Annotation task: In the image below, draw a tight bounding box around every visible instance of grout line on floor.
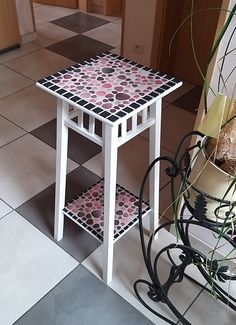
[176,286,206,324]
[0,112,30,134]
[0,133,29,150]
[0,45,43,64]
[0,62,36,82]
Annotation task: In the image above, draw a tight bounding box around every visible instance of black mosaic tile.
[56,89,67,95]
[100,111,110,118]
[50,85,59,91]
[64,92,74,99]
[123,107,133,113]
[116,111,126,118]
[108,115,119,122]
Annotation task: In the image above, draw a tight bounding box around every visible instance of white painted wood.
[149,99,162,237]
[103,123,118,283]
[142,106,148,123]
[131,114,137,131]
[77,110,83,128]
[54,99,69,241]
[121,120,127,139]
[65,119,102,146]
[117,117,155,147]
[101,123,105,178]
[89,116,95,135]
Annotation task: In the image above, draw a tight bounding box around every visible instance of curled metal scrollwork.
[134,131,236,324]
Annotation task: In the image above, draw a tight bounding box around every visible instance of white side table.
[37,52,182,283]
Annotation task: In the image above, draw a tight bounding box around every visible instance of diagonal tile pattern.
[47,34,113,62]
[0,85,57,132]
[0,3,233,325]
[4,48,75,81]
[83,22,122,47]
[52,12,109,33]
[0,134,78,208]
[34,22,79,47]
[0,66,33,99]
[16,167,101,261]
[0,115,26,147]
[31,118,102,164]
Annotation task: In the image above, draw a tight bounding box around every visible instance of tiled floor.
[0,3,235,325]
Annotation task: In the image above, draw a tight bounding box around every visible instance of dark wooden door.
[152,0,224,86]
[0,0,21,52]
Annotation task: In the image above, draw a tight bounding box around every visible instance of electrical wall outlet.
[133,44,144,54]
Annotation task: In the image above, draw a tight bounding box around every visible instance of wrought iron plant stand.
[134,131,236,324]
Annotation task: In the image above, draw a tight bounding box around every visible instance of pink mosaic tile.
[63,180,150,242]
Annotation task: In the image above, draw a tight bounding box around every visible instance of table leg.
[54,99,69,241]
[103,123,118,283]
[149,99,162,237]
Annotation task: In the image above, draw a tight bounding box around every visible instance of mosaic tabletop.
[37,52,181,123]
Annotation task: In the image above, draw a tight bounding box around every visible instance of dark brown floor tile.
[31,118,101,165]
[16,166,101,262]
[172,86,202,114]
[51,12,109,33]
[47,35,113,62]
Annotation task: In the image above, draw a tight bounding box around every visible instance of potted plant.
[170,0,236,303]
[175,1,236,224]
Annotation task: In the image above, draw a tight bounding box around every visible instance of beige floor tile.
[83,136,173,200]
[0,43,41,63]
[34,22,78,47]
[5,49,75,81]
[87,12,121,22]
[34,17,47,26]
[0,200,12,219]
[34,4,79,22]
[110,47,121,55]
[0,85,56,131]
[0,66,33,99]
[113,18,122,25]
[159,179,183,221]
[83,22,121,47]
[0,116,26,147]
[0,134,78,208]
[0,211,78,325]
[184,284,236,325]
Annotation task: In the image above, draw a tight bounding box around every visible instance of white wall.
[122,0,156,67]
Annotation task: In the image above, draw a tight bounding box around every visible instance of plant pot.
[187,138,236,223]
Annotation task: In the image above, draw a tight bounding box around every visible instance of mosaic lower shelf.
[63,180,150,243]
